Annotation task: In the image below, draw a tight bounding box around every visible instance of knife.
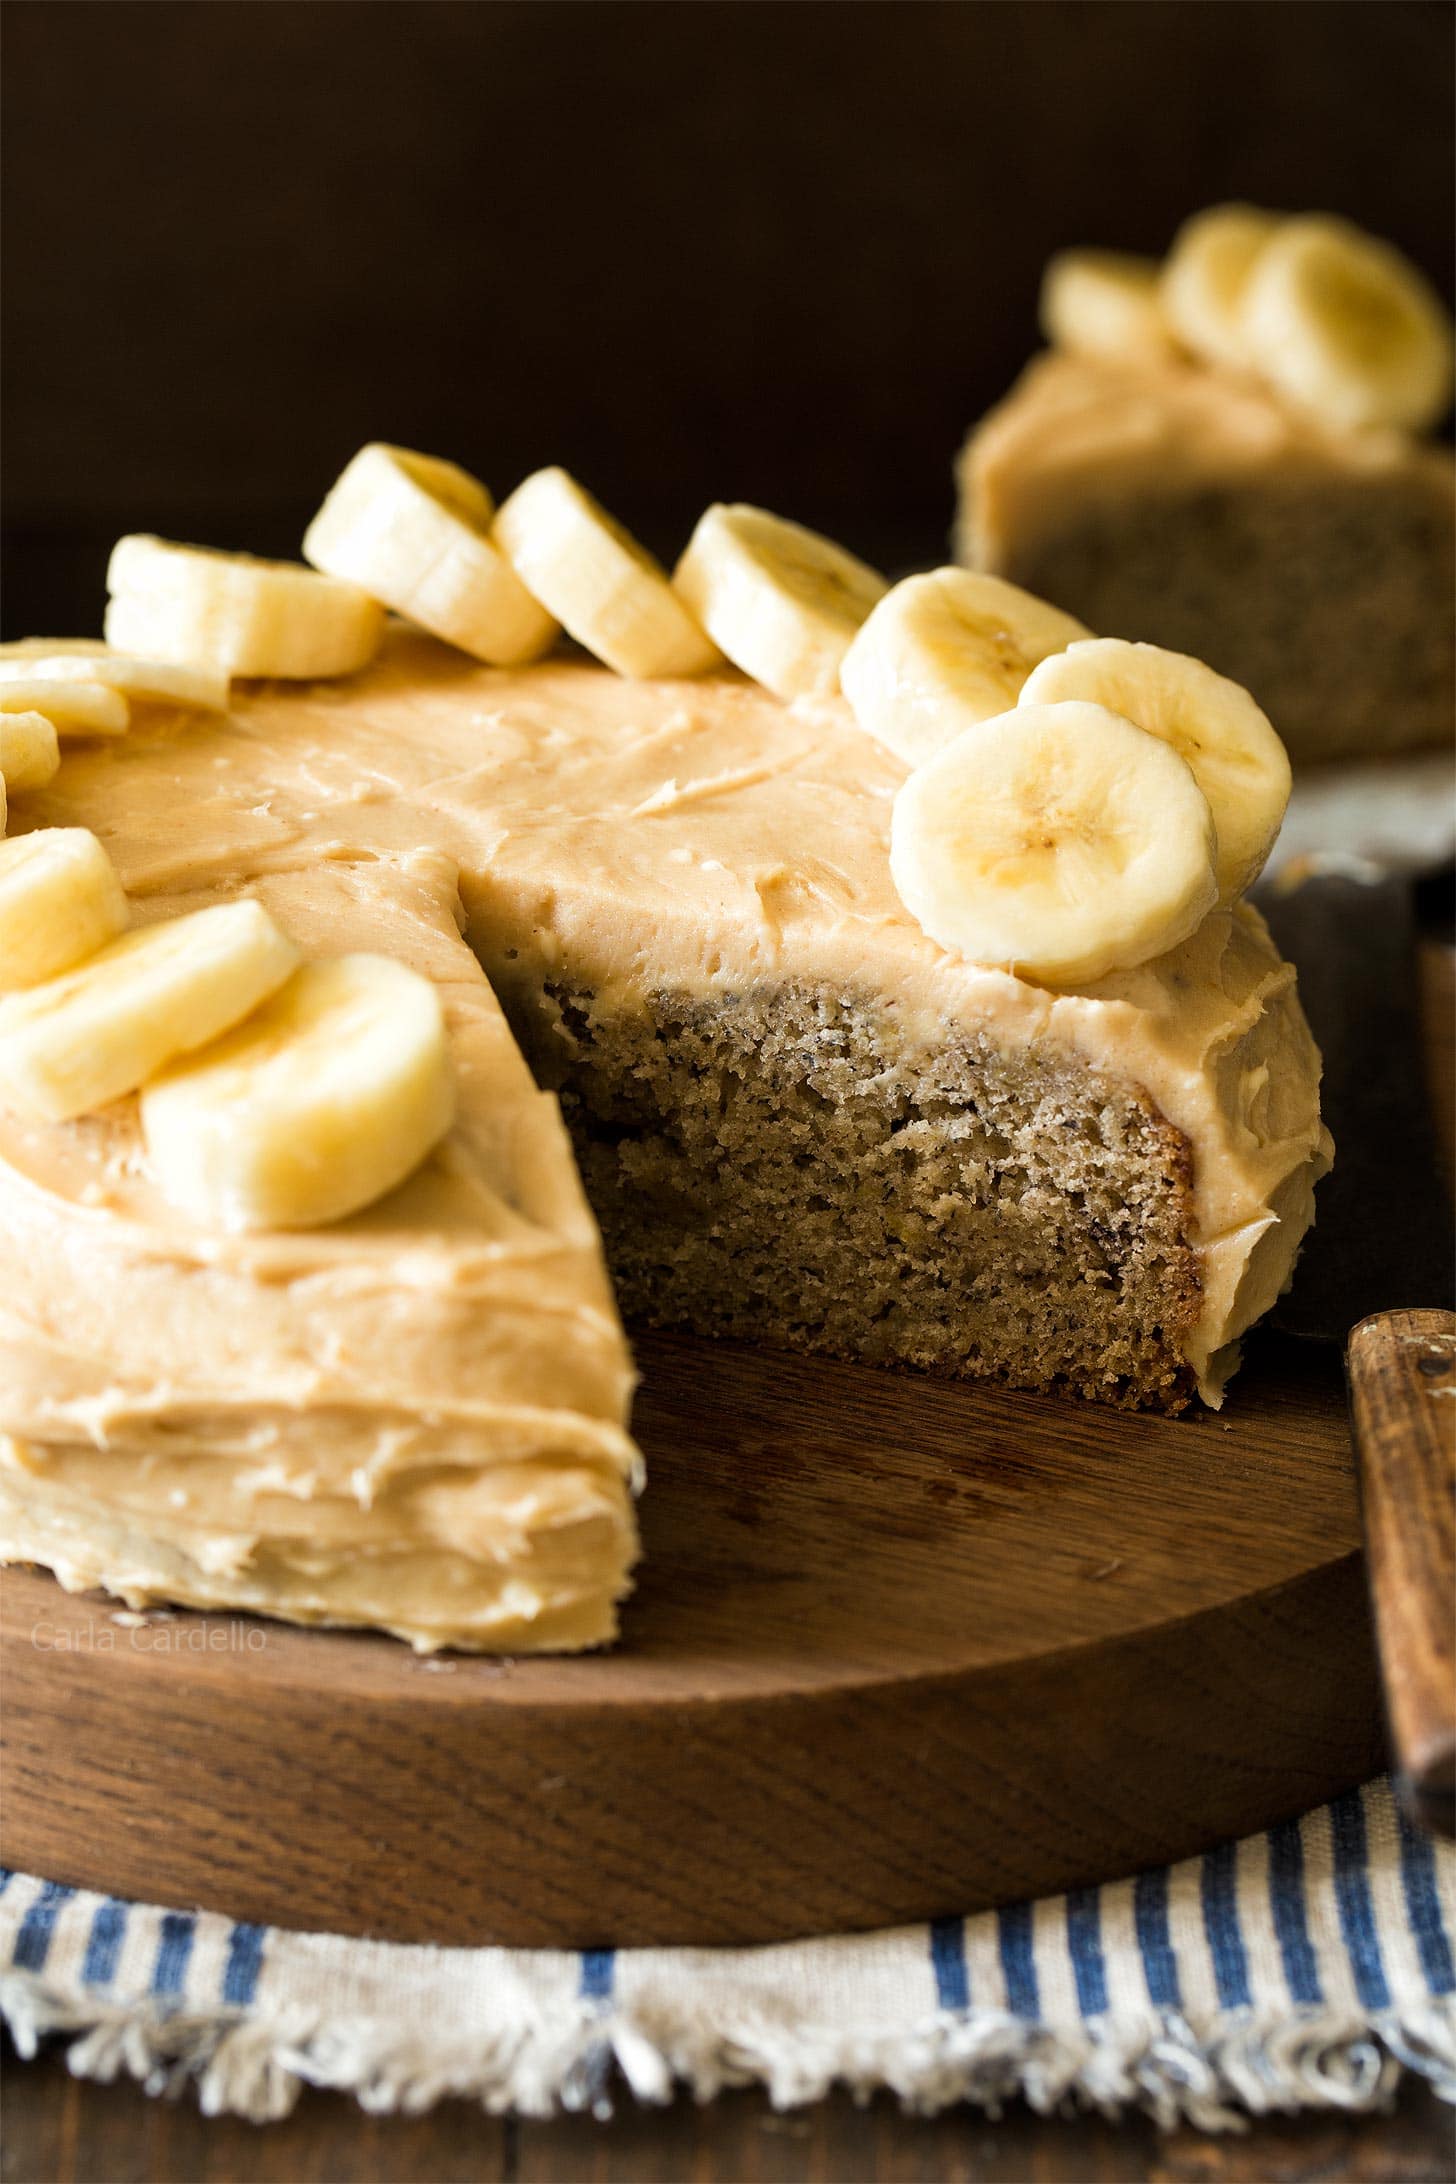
[1258,870,1455,1838]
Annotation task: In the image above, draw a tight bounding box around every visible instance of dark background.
[3,0,1452,637]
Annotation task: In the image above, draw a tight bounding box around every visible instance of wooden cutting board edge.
[0,1333,1386,1949]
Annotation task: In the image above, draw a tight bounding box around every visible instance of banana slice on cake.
[141,954,456,1230]
[0,711,61,793]
[0,676,128,736]
[105,537,385,680]
[0,829,130,993]
[672,503,887,701]
[890,701,1219,988]
[1161,204,1280,372]
[493,468,719,679]
[0,650,229,713]
[1019,638,1290,900]
[1240,216,1455,434]
[304,443,559,667]
[0,898,299,1122]
[1040,251,1175,363]
[840,569,1091,767]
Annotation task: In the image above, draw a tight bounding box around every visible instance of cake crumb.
[519,975,1202,1411]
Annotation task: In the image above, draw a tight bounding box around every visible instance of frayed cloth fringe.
[4,1972,1454,2131]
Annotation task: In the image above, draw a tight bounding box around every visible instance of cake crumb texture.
[510,978,1203,1413]
[984,479,1453,764]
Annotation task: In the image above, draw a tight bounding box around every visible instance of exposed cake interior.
[499,975,1201,1410]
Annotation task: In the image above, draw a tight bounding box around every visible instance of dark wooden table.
[4,942,1453,2183]
[3,2038,1452,2184]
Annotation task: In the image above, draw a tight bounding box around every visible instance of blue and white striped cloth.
[3,1778,1453,2128]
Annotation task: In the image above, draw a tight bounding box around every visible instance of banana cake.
[0,459,1331,1651]
[956,210,1455,765]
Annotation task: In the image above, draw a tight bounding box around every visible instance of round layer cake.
[0,631,1332,1648]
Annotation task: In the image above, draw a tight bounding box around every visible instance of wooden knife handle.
[1346,1309,1456,1837]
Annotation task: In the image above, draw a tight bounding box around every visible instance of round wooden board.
[0,1329,1383,1948]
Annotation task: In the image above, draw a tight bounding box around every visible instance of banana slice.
[0,829,130,993]
[0,650,229,713]
[1040,251,1175,363]
[0,677,128,736]
[304,443,558,667]
[105,537,385,680]
[493,469,719,678]
[890,701,1218,988]
[0,712,61,793]
[840,569,1091,767]
[672,503,887,701]
[1019,638,1290,901]
[141,954,456,1231]
[1161,204,1280,371]
[1241,216,1455,434]
[0,898,299,1122]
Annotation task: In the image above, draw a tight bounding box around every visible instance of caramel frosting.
[958,349,1456,570]
[0,630,1331,1640]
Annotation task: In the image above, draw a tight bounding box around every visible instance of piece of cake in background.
[955,209,1455,767]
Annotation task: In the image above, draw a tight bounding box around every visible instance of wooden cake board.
[0,1328,1381,1948]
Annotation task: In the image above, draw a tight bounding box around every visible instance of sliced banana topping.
[841,569,1091,767]
[1241,216,1455,435]
[673,503,887,701]
[304,443,558,667]
[1161,204,1280,372]
[0,829,130,994]
[890,701,1219,989]
[0,712,61,794]
[105,536,385,680]
[0,898,300,1123]
[0,650,229,713]
[141,954,456,1231]
[1040,251,1175,363]
[0,677,128,736]
[493,468,719,679]
[1019,639,1290,902]
[1040,204,1453,437]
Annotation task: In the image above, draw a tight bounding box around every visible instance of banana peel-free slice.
[841,568,1090,767]
[142,953,455,1230]
[106,536,384,680]
[0,897,299,1121]
[0,830,129,994]
[673,503,885,701]
[305,444,558,668]
[1019,638,1290,902]
[495,469,719,679]
[890,700,1219,988]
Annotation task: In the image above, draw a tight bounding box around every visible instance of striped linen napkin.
[3,1778,1452,2130]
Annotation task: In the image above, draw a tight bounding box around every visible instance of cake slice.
[958,350,1454,765]
[0,851,640,1651]
[956,210,1454,767]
